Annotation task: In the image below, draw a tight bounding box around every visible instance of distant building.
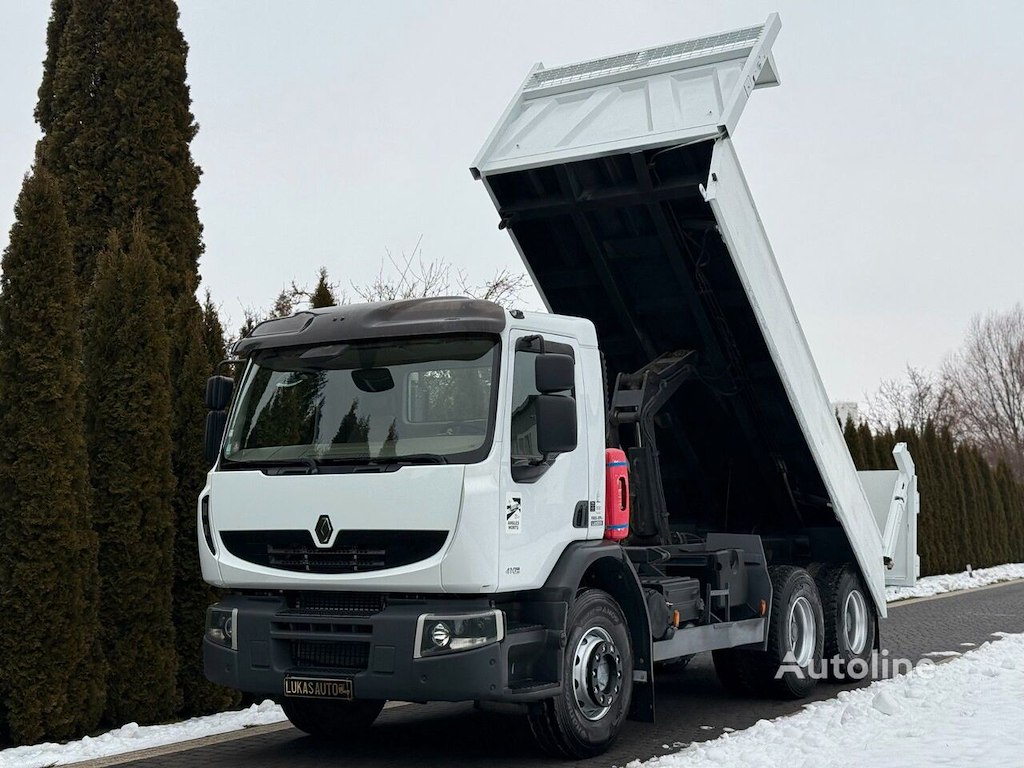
[832,401,860,424]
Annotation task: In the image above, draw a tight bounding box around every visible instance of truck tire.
[281,697,385,739]
[711,647,756,695]
[712,565,823,699]
[527,589,633,758]
[815,563,876,681]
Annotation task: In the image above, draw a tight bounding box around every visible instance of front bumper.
[204,593,559,703]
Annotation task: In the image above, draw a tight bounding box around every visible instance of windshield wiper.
[370,453,448,465]
[317,453,448,466]
[220,456,320,473]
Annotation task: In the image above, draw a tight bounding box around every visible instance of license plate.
[283,676,353,700]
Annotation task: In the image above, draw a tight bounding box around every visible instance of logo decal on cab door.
[505,494,522,534]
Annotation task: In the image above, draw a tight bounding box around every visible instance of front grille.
[273,620,373,635]
[220,530,448,574]
[292,640,370,671]
[285,592,385,616]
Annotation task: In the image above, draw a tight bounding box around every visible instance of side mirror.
[534,394,577,455]
[205,411,228,468]
[535,353,574,393]
[206,375,235,411]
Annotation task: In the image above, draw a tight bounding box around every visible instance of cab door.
[497,331,591,591]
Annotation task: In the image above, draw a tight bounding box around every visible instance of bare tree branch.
[943,305,1024,476]
[866,365,954,432]
[234,240,532,343]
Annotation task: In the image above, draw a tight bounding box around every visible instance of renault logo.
[315,514,333,545]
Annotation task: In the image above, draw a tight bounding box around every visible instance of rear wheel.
[815,564,876,681]
[713,565,823,699]
[281,697,385,739]
[527,589,633,758]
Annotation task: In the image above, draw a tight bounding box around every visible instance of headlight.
[206,606,237,650]
[414,609,505,658]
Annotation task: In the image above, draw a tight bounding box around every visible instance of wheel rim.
[571,626,623,721]
[843,588,868,655]
[787,595,816,667]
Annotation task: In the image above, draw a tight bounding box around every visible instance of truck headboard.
[471,14,780,180]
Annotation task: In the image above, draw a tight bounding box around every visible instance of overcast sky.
[2,1,1023,403]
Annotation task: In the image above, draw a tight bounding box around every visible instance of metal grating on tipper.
[524,24,764,92]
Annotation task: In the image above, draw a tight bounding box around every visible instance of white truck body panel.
[202,466,464,592]
[859,444,920,588]
[496,326,602,591]
[703,139,889,614]
[472,15,780,179]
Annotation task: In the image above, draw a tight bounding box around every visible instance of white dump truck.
[199,15,919,758]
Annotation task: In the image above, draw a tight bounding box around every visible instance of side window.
[510,350,542,463]
[510,337,576,480]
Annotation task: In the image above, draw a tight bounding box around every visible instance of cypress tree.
[39,0,202,297]
[84,220,179,725]
[939,428,964,573]
[974,448,997,566]
[955,446,980,570]
[202,289,226,371]
[962,448,984,566]
[978,458,1006,566]
[35,0,73,135]
[843,416,865,469]
[971,447,996,566]
[170,292,238,715]
[857,422,879,469]
[0,170,105,744]
[35,0,110,290]
[309,267,337,308]
[996,462,1024,562]
[38,0,217,718]
[885,427,899,468]
[1011,467,1024,563]
[915,422,944,575]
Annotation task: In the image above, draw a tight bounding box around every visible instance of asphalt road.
[118,581,1024,768]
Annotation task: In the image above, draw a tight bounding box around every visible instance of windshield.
[222,335,499,466]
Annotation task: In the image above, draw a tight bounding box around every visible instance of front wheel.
[527,589,633,758]
[281,697,385,739]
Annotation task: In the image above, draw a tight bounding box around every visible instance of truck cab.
[201,301,639,743]
[201,300,606,596]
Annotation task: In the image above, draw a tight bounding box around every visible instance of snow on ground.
[627,631,1024,768]
[0,700,287,768]
[2,564,1022,767]
[886,562,1024,602]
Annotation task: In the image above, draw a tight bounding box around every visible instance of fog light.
[206,606,237,650]
[430,622,451,648]
[415,609,505,658]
